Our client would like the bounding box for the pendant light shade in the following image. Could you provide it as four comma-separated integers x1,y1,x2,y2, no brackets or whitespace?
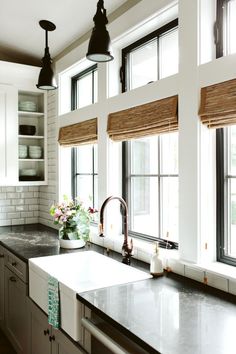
86,0,113,62
36,20,57,90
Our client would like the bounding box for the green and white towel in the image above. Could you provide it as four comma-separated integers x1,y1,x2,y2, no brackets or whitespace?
48,275,60,329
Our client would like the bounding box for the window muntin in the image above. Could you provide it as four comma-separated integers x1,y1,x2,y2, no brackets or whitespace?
123,134,178,243
121,19,178,92
217,126,236,265
71,65,97,109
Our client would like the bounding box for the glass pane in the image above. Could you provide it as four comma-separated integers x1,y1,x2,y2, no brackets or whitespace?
161,177,178,242
76,175,93,207
160,132,178,174
159,28,178,79
76,145,93,173
228,178,236,257
228,1,236,55
93,70,98,104
77,73,93,108
130,176,158,237
131,137,158,175
129,39,157,90
229,126,236,175
93,144,98,174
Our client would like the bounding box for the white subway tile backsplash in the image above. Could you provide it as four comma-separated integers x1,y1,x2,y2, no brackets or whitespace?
0,220,11,226
0,200,11,206
0,193,7,199
167,259,185,276
21,212,34,218
205,271,229,292
4,187,15,192
12,218,24,225
12,199,24,205
229,280,236,295
7,213,20,219
16,205,29,212
185,266,205,283
7,193,20,199
25,217,39,224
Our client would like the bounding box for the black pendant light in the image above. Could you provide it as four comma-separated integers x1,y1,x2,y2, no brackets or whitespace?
86,0,114,62
36,20,57,90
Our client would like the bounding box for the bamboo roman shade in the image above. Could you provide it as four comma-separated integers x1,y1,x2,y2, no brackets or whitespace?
199,78,236,128
58,118,97,146
107,95,178,141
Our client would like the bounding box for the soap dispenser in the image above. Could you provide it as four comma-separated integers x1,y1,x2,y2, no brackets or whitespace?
150,242,163,277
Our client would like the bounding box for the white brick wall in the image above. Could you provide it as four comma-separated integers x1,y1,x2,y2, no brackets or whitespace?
39,91,58,229
0,186,39,226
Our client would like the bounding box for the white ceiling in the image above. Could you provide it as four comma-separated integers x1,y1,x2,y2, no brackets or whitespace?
0,0,127,66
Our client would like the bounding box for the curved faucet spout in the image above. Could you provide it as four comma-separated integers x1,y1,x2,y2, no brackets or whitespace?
99,196,133,264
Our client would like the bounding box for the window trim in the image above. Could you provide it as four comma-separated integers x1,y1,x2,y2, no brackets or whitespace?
71,64,97,110
121,18,178,92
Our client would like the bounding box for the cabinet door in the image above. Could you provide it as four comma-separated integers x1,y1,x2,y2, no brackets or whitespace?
51,328,85,354
0,84,18,185
0,246,5,329
27,298,51,354
4,267,28,354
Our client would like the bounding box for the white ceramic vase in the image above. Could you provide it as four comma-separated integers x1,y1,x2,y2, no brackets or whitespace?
59,238,85,249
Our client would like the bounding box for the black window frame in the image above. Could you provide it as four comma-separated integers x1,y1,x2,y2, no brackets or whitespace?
121,20,179,249
71,145,98,210
71,65,98,212
121,18,178,92
71,64,97,110
216,0,236,266
122,136,178,248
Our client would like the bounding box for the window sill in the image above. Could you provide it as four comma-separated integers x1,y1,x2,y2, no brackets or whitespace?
90,226,236,296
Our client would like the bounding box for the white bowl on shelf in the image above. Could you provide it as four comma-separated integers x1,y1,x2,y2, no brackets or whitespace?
20,169,37,176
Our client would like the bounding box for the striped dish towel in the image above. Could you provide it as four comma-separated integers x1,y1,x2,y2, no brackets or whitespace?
48,275,60,329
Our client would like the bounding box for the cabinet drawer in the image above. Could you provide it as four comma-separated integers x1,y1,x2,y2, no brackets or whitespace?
5,250,28,283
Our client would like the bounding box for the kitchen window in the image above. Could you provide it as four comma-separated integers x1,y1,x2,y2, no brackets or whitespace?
216,0,236,57
123,134,178,245
217,127,236,266
121,21,179,246
72,144,98,212
71,66,98,217
121,19,178,92
71,64,97,109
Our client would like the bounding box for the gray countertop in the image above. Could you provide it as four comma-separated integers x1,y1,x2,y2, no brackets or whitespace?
1,224,236,354
78,272,236,354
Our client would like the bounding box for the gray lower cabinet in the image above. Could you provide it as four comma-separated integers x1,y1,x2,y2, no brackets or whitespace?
5,266,28,354
0,245,5,329
28,298,85,354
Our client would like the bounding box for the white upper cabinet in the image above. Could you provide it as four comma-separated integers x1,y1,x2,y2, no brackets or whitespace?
0,84,18,185
0,61,48,186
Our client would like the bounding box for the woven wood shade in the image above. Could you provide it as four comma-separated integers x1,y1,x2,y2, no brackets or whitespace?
58,118,97,146
199,78,236,128
107,96,178,141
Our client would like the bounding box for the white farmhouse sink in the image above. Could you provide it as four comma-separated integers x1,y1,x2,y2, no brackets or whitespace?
29,251,151,341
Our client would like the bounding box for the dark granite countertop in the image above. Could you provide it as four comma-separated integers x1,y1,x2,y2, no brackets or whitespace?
78,273,236,354
0,224,149,271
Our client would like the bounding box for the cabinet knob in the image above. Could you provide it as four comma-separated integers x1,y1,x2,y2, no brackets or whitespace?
0,254,4,258
11,262,17,267
49,335,55,342
9,276,16,282
44,329,49,336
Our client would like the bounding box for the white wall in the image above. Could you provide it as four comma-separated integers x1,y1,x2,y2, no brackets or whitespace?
46,0,236,266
